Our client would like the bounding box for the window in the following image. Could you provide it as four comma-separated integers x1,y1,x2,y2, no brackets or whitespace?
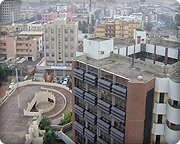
76,131,85,144
101,90,112,104
159,93,164,103
87,123,97,134
114,118,125,132
52,53,54,57
75,79,85,90
115,97,126,111
100,131,111,143
75,114,85,126
88,104,97,115
30,50,32,52
75,97,85,109
156,135,161,144
157,115,162,123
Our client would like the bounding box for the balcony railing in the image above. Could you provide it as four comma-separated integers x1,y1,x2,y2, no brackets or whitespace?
74,104,85,118
97,99,111,114
97,118,111,135
84,110,97,125
84,72,98,86
111,106,126,123
84,92,97,106
74,68,85,81
112,84,127,100
84,128,97,143
74,87,85,100
98,78,113,93
110,127,124,143
74,121,85,135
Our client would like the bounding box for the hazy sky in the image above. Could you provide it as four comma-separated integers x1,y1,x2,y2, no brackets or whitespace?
0,0,180,3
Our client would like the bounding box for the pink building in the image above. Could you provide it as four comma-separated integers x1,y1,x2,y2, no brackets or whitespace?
41,12,58,23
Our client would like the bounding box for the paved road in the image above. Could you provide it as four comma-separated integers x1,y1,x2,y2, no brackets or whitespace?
0,85,72,144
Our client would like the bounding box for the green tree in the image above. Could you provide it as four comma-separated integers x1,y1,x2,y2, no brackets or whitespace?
60,110,72,125
43,128,57,144
78,21,88,33
39,116,51,131
0,66,9,81
67,80,72,90
175,14,180,26
144,23,153,31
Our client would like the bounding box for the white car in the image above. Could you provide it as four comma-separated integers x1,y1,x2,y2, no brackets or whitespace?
62,79,67,86
9,83,15,90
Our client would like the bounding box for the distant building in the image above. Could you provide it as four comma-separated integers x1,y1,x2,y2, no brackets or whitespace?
140,0,145,3
0,31,43,61
21,10,36,20
0,0,22,24
96,19,141,39
41,17,78,77
142,12,157,23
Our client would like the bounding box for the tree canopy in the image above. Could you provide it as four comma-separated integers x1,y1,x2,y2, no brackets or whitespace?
0,66,9,81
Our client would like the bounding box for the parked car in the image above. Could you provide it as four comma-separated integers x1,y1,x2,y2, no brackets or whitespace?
52,77,58,83
9,82,15,90
62,79,68,86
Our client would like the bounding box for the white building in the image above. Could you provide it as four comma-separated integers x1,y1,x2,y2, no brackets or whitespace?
134,29,147,44
83,37,113,60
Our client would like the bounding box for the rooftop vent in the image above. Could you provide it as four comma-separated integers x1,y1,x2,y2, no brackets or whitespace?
138,76,143,81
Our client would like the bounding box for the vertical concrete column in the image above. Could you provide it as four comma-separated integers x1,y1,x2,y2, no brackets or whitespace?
153,45,156,64
126,46,128,56
133,44,136,58
164,48,168,65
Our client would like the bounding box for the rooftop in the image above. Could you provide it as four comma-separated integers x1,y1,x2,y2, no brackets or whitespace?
19,31,44,36
87,37,110,42
75,53,180,83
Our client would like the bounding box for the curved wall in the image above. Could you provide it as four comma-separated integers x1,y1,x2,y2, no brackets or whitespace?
168,79,180,101
166,100,180,125
164,123,180,144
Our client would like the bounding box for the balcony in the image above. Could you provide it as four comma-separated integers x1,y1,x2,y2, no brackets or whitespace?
153,102,166,115
110,127,124,143
84,128,97,143
84,72,98,86
166,99,180,124
74,121,85,135
97,119,111,135
74,87,85,100
164,122,180,144
97,99,111,114
73,68,85,81
98,78,112,93
84,92,97,106
97,137,109,144
74,104,85,118
151,123,164,135
112,84,127,100
84,111,97,125
111,106,126,123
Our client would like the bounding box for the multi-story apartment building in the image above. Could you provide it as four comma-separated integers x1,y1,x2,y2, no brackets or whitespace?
72,37,180,144
43,17,78,77
0,0,21,24
25,21,43,32
21,10,36,20
142,12,157,23
96,19,141,39
0,31,43,61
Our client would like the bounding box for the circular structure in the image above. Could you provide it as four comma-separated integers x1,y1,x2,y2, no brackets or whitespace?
0,84,72,144
34,91,55,113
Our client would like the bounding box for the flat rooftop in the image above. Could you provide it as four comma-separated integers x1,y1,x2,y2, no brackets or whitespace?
19,31,44,36
87,37,110,42
75,53,180,83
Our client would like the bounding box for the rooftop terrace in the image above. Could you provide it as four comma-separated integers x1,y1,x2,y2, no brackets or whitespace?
75,53,180,83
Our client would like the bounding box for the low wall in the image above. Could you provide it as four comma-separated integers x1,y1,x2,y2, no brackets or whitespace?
0,80,72,107
25,91,56,114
